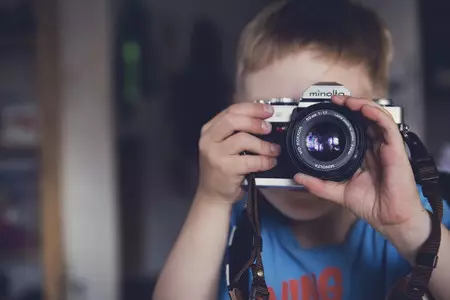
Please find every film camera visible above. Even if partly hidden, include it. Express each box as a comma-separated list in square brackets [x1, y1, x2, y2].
[250, 82, 403, 188]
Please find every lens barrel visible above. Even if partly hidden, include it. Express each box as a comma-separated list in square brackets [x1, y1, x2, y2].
[286, 102, 367, 181]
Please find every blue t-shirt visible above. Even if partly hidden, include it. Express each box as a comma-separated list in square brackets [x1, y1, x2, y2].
[219, 186, 450, 300]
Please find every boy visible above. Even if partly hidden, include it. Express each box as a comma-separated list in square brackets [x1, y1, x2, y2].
[153, 1, 450, 299]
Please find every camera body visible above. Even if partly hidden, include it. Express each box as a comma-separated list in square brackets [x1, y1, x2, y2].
[250, 82, 403, 188]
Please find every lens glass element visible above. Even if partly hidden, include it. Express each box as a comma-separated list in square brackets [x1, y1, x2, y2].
[304, 122, 346, 162]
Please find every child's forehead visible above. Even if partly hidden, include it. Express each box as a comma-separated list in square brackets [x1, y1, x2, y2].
[240, 50, 374, 102]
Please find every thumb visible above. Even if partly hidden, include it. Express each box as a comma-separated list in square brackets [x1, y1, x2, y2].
[294, 173, 346, 204]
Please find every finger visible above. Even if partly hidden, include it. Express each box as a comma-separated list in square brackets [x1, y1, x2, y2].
[333, 95, 401, 147]
[293, 173, 346, 204]
[201, 110, 227, 134]
[366, 125, 380, 141]
[227, 102, 274, 116]
[331, 95, 393, 120]
[206, 113, 273, 143]
[233, 155, 277, 174]
[331, 95, 363, 106]
[222, 132, 281, 156]
[366, 125, 384, 155]
[362, 148, 379, 173]
[360, 104, 403, 147]
[201, 102, 274, 134]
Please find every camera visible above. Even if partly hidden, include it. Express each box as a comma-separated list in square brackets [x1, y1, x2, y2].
[249, 82, 403, 188]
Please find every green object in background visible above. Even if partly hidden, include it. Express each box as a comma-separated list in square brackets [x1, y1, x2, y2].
[116, 0, 158, 123]
[122, 41, 142, 106]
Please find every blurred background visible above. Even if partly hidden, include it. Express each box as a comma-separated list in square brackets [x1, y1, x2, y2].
[0, 0, 449, 299]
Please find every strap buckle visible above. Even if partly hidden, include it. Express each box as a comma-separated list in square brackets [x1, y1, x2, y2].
[250, 265, 269, 300]
[415, 157, 440, 182]
[250, 285, 270, 300]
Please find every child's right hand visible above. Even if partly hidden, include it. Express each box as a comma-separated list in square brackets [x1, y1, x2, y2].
[196, 102, 281, 204]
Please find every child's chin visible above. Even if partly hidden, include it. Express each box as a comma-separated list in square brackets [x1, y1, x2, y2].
[260, 188, 338, 222]
[277, 206, 335, 222]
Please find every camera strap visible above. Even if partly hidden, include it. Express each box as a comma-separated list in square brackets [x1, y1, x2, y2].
[386, 125, 443, 300]
[229, 171, 270, 300]
[228, 124, 443, 300]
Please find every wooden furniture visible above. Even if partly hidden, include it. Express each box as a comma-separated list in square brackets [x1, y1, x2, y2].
[0, 1, 63, 299]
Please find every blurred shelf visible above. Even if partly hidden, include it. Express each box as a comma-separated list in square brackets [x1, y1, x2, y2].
[0, 246, 39, 263]
[0, 148, 39, 164]
[0, 31, 35, 49]
[0, 221, 39, 262]
[0, 147, 38, 155]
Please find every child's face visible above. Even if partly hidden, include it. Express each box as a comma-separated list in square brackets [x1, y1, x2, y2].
[240, 50, 375, 221]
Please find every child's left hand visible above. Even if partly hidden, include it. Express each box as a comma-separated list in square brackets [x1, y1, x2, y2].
[293, 95, 429, 251]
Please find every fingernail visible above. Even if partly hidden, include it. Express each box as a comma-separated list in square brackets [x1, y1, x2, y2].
[264, 104, 274, 114]
[295, 173, 308, 180]
[262, 121, 272, 131]
[271, 143, 281, 153]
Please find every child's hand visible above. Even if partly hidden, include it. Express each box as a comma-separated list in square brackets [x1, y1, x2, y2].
[294, 95, 429, 251]
[197, 102, 281, 204]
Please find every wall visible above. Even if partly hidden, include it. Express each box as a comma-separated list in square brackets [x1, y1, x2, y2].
[59, 0, 120, 299]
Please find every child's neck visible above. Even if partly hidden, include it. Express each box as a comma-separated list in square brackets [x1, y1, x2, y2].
[290, 207, 357, 248]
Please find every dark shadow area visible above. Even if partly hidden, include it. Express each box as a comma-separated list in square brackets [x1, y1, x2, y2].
[168, 16, 233, 197]
[122, 275, 158, 300]
[0, 272, 9, 299]
[118, 15, 233, 300]
[115, 0, 159, 124]
[16, 290, 43, 300]
[118, 137, 146, 283]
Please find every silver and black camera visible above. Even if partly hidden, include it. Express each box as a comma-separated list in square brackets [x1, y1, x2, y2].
[251, 82, 403, 188]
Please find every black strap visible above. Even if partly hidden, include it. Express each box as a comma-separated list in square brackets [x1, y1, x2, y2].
[390, 126, 443, 300]
[235, 173, 269, 300]
[228, 208, 253, 299]
[228, 173, 269, 300]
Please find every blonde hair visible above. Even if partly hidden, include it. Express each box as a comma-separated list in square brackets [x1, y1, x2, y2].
[236, 0, 393, 95]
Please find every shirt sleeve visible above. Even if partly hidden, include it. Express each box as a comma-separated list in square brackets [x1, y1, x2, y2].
[417, 184, 450, 229]
[441, 201, 450, 229]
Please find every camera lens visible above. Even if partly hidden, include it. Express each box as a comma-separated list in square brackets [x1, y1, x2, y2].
[286, 102, 367, 181]
[305, 122, 346, 162]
